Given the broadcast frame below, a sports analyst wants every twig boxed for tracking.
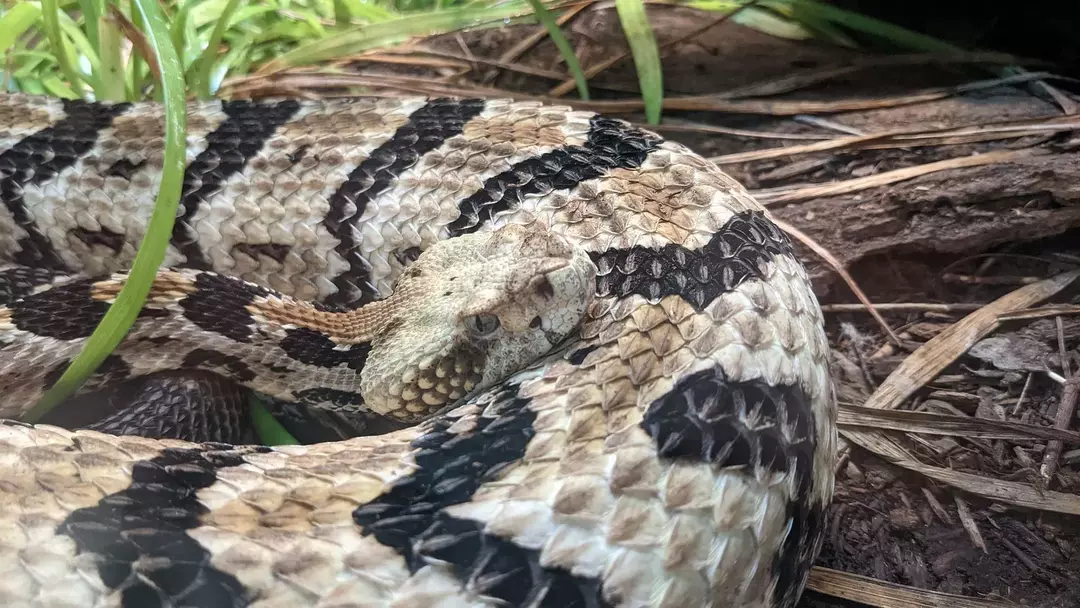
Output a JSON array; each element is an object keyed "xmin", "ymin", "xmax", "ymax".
[
  {"xmin": 491, "ymin": 0, "xmax": 591, "ymax": 80},
  {"xmin": 955, "ymin": 496, "xmax": 987, "ymax": 552},
  {"xmin": 943, "ymin": 273, "xmax": 1041, "ymax": 286},
  {"xmin": 997, "ymin": 304, "xmax": 1080, "ymax": 322},
  {"xmin": 771, "ymin": 218, "xmax": 900, "ymax": 346},
  {"xmin": 821, "ymin": 302, "xmax": 984, "ymax": 314},
  {"xmin": 1039, "ymin": 318, "xmax": 1080, "ymax": 487},
  {"xmin": 751, "ymin": 149, "xmax": 1043, "ymax": 208},
  {"xmin": 548, "ymin": 0, "xmax": 761, "ymax": 98},
  {"xmin": 1012, "ymin": 372, "xmax": 1034, "ymax": 416},
  {"xmin": 998, "ymin": 535, "xmax": 1052, "ymax": 580},
  {"xmin": 922, "ymin": 488, "xmax": 953, "ymax": 524}
]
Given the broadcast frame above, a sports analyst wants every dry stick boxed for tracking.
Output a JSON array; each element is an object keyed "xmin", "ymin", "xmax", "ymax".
[
  {"xmin": 1012, "ymin": 372, "xmax": 1034, "ymax": 416},
  {"xmin": 954, "ymin": 496, "xmax": 987, "ymax": 552},
  {"xmin": 1040, "ymin": 350, "xmax": 1080, "ymax": 487},
  {"xmin": 557, "ymin": 70, "xmax": 1066, "ymax": 114},
  {"xmin": 807, "ymin": 567, "xmax": 1017, "ymax": 607},
  {"xmin": 106, "ymin": 4, "xmax": 160, "ymax": 82},
  {"xmin": 997, "ymin": 304, "xmax": 1080, "ymax": 322},
  {"xmin": 547, "ymin": 0, "xmax": 761, "ymax": 98},
  {"xmin": 821, "ymin": 303, "xmax": 984, "ymax": 314},
  {"xmin": 838, "ymin": 270, "xmax": 1080, "ymax": 472},
  {"xmin": 487, "ymin": 1, "xmax": 592, "ymax": 81},
  {"xmin": 771, "ymin": 218, "xmax": 900, "ymax": 346},
  {"xmin": 710, "ymin": 115, "xmax": 1080, "ymax": 165},
  {"xmin": 406, "ymin": 46, "xmax": 604, "ymax": 84},
  {"xmin": 752, "ymin": 148, "xmax": 1044, "ymax": 208},
  {"xmin": 641, "ymin": 121, "xmax": 829, "ymax": 141},
  {"xmin": 998, "ymin": 534, "xmax": 1053, "ymax": 581},
  {"xmin": 716, "ymin": 51, "xmax": 1034, "ymax": 101}
]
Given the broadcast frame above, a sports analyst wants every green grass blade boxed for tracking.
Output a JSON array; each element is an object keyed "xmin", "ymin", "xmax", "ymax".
[
  {"xmin": 194, "ymin": 0, "xmax": 242, "ymax": 99},
  {"xmin": 39, "ymin": 75, "xmax": 76, "ymax": 97},
  {"xmin": 614, "ymin": 0, "xmax": 662, "ymax": 123},
  {"xmin": 24, "ymin": 0, "xmax": 188, "ymax": 422},
  {"xmin": 251, "ymin": 399, "xmax": 299, "ymax": 445},
  {"xmin": 76, "ymin": 0, "xmax": 102, "ymax": 50},
  {"xmin": 267, "ymin": 3, "xmax": 538, "ymax": 70},
  {"xmin": 0, "ymin": 4, "xmax": 42, "ymax": 61},
  {"xmin": 333, "ymin": 0, "xmax": 351, "ymax": 26},
  {"xmin": 40, "ymin": 0, "xmax": 85, "ymax": 98},
  {"xmin": 95, "ymin": 9, "xmax": 126, "ymax": 100},
  {"xmin": 526, "ymin": 0, "xmax": 589, "ymax": 100},
  {"xmin": 766, "ymin": 0, "xmax": 962, "ymax": 52}
]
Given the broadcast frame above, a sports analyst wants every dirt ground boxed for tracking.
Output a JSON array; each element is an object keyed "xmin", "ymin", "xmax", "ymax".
[{"xmin": 238, "ymin": 5, "xmax": 1080, "ymax": 605}]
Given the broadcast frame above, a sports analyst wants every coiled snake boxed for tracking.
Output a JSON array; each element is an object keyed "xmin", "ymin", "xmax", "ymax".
[{"xmin": 0, "ymin": 93, "xmax": 835, "ymax": 607}]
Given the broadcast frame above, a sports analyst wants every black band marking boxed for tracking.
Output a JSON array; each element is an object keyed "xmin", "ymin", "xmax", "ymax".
[
  {"xmin": 279, "ymin": 327, "xmax": 371, "ymax": 371},
  {"xmin": 774, "ymin": 501, "xmax": 826, "ymax": 608},
  {"xmin": 9, "ymin": 278, "xmax": 108, "ymax": 339},
  {"xmin": 233, "ymin": 242, "xmax": 291, "ymax": 264},
  {"xmin": 352, "ymin": 386, "xmax": 611, "ymax": 606},
  {"xmin": 1, "ymin": 99, "xmax": 131, "ymax": 269},
  {"xmin": 43, "ymin": 370, "xmax": 252, "ymax": 444},
  {"xmin": 171, "ymin": 99, "xmax": 301, "ymax": 268},
  {"xmin": 592, "ymin": 210, "xmax": 794, "ymax": 311},
  {"xmin": 182, "ymin": 348, "xmax": 257, "ymax": 383},
  {"xmin": 323, "ymin": 98, "xmax": 486, "ymax": 307},
  {"xmin": 0, "ymin": 265, "xmax": 66, "ymax": 305},
  {"xmin": 180, "ymin": 272, "xmax": 271, "ymax": 343},
  {"xmin": 57, "ymin": 444, "xmax": 268, "ymax": 607},
  {"xmin": 640, "ymin": 365, "xmax": 821, "ymax": 607},
  {"xmin": 69, "ymin": 226, "xmax": 126, "ymax": 253},
  {"xmin": 447, "ymin": 116, "xmax": 660, "ymax": 237}
]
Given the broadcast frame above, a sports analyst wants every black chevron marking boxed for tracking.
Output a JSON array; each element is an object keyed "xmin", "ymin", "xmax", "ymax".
[
  {"xmin": 6, "ymin": 276, "xmax": 168, "ymax": 340},
  {"xmin": 56, "ymin": 444, "xmax": 268, "ymax": 607},
  {"xmin": 352, "ymin": 385, "xmax": 611, "ymax": 607},
  {"xmin": 640, "ymin": 365, "xmax": 822, "ymax": 607},
  {"xmin": 171, "ymin": 99, "xmax": 301, "ymax": 268},
  {"xmin": 8, "ymin": 278, "xmax": 109, "ymax": 339},
  {"xmin": 591, "ymin": 210, "xmax": 795, "ymax": 311},
  {"xmin": 69, "ymin": 225, "xmax": 126, "ymax": 253},
  {"xmin": 279, "ymin": 326, "xmax": 371, "ymax": 370},
  {"xmin": 0, "ymin": 265, "xmax": 66, "ymax": 305},
  {"xmin": 447, "ymin": 115, "xmax": 660, "ymax": 237},
  {"xmin": 774, "ymin": 501, "xmax": 826, "ymax": 608},
  {"xmin": 0, "ymin": 99, "xmax": 131, "ymax": 269},
  {"xmin": 323, "ymin": 98, "xmax": 487, "ymax": 308},
  {"xmin": 180, "ymin": 271, "xmax": 272, "ymax": 343},
  {"xmin": 181, "ymin": 348, "xmax": 257, "ymax": 383},
  {"xmin": 41, "ymin": 370, "xmax": 252, "ymax": 444}
]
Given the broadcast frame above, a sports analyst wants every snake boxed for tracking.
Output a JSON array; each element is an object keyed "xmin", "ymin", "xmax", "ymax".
[{"xmin": 0, "ymin": 92, "xmax": 836, "ymax": 607}]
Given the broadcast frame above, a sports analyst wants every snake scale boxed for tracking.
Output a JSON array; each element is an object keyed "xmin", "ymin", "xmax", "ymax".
[{"xmin": 0, "ymin": 92, "xmax": 835, "ymax": 607}]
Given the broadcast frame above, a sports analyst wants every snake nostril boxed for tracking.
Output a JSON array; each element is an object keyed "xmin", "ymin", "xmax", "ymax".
[
  {"xmin": 534, "ymin": 277, "xmax": 554, "ymax": 300},
  {"xmin": 529, "ymin": 316, "xmax": 542, "ymax": 329}
]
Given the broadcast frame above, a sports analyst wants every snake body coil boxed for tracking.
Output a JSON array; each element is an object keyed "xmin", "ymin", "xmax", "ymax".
[{"xmin": 0, "ymin": 93, "xmax": 835, "ymax": 607}]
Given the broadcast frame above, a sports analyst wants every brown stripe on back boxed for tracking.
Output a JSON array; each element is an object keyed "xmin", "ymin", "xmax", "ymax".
[
  {"xmin": 246, "ymin": 295, "xmax": 387, "ymax": 344},
  {"xmin": 89, "ymin": 270, "xmax": 198, "ymax": 305}
]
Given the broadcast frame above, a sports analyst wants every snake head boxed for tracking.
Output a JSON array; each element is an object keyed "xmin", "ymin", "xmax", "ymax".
[{"xmin": 360, "ymin": 224, "xmax": 596, "ymax": 422}]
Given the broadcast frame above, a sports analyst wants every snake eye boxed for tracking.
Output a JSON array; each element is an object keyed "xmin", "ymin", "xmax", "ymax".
[{"xmin": 464, "ymin": 314, "xmax": 500, "ymax": 338}]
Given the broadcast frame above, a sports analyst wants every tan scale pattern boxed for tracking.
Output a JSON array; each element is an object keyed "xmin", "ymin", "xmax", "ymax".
[
  {"xmin": 196, "ymin": 98, "xmax": 428, "ymax": 300},
  {"xmin": 0, "ymin": 95, "xmax": 72, "ymax": 263},
  {"xmin": 355, "ymin": 100, "xmax": 595, "ymax": 297},
  {"xmin": 435, "ymin": 254, "xmax": 831, "ymax": 607},
  {"xmin": 0, "ymin": 423, "xmax": 171, "ymax": 607},
  {"xmin": 21, "ymin": 101, "xmax": 231, "ymax": 275},
  {"xmin": 0, "ymin": 94, "xmax": 834, "ymax": 607}
]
